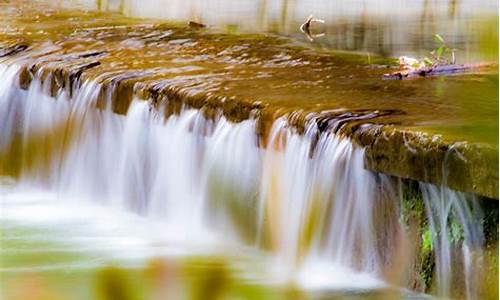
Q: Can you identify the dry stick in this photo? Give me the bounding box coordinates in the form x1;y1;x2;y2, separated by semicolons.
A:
383;63;492;80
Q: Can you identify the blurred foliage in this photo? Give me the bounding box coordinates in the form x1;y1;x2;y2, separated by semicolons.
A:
96;267;141;300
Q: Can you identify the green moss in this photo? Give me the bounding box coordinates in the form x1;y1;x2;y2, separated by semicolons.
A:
481;196;499;246
399;181;426;228
422;228;433;252
420;249;435;292
448;218;464;245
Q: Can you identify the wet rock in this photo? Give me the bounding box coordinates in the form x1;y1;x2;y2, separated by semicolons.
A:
351;125;498;199
18;65;34;90
188;21;206;29
0;44;28;57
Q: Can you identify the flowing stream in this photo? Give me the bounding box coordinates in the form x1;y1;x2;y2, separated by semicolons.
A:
67;0;498;64
0;59;487;299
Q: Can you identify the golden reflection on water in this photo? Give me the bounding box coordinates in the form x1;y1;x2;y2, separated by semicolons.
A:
57;0;499;62
1;1;498;147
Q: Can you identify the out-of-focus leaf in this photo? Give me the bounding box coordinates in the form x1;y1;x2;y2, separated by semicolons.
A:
436;46;444;60
95;267;140;300
434;33;445;44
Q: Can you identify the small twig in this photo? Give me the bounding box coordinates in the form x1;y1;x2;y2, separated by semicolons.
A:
300;15;325;42
383;63;489;80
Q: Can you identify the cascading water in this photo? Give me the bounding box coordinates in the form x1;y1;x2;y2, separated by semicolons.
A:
257;117;396;288
420;184;484;299
0;59;486;298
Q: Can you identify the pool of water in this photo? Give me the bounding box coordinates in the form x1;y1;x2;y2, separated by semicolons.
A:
68;0;498;63
0;187;431;300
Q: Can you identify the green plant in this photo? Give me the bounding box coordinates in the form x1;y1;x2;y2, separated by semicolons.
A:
422;227;434;252
427;34;456;65
398;34;457;70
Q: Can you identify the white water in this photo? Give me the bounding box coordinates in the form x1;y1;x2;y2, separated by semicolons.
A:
0;61;485;297
420;183;484;299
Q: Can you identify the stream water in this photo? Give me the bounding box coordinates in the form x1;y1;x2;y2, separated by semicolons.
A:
0;57;488;299
69;0;498;64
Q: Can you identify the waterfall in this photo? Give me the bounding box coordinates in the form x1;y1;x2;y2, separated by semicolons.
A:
257;117;393;287
420;184;484;298
0;61;486;298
